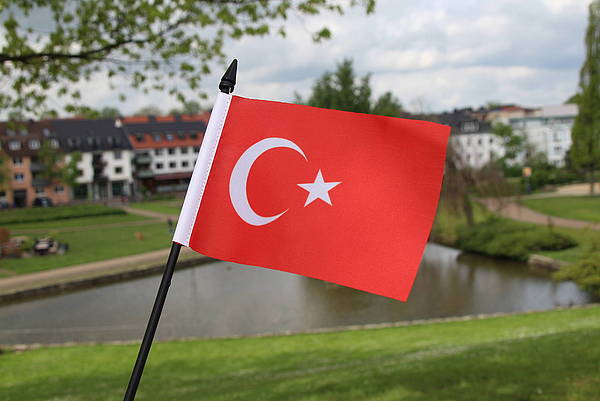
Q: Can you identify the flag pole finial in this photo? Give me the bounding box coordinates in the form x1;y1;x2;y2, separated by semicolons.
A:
219;59;238;94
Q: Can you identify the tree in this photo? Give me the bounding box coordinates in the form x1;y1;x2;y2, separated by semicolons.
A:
492;122;524;162
0;0;375;117
169;101;202;115
571;0;600;195
37;141;81;189
81;106;121;119
296;59;403;117
135;106;162;116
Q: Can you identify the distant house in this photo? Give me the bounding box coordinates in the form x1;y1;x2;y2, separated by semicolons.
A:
121;114;208;194
507;104;578;167
51;118;135;200
435;109;505;168
0;120;70;207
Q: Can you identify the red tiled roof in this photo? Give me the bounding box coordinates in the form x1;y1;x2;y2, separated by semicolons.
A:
128;133;204;149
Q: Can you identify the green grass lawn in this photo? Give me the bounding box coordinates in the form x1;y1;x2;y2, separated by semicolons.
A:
1;306;599;401
7;213;149;232
521;196;600;222
0;222;172;275
0;204;125;225
130;200;183;216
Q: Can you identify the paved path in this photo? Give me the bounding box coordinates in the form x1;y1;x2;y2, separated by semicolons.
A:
479;198;600;230
0;247;199;296
119;206;178;221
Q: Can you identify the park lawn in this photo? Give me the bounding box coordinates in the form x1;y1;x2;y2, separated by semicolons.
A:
130;200;183;216
521;196;600;222
6;213;149;232
0;204;125;225
1;306;600;401
0;222;172;275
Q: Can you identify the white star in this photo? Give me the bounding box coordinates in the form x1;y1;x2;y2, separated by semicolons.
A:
297;170;342;207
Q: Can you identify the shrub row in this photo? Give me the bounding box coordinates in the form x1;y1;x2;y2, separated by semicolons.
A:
0;204;125;225
456;217;577;261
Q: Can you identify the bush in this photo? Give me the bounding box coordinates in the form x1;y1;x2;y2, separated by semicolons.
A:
555;253;600;297
0;204;125;225
456;217;577;261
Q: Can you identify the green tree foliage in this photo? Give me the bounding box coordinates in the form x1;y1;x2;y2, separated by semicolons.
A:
169;101;202;115
492;122;524;162
297;59;403;117
0;0;376;118
81;106;121;119
0;151;10;190
135;106;163;116
555;231;600;297
37;141;81;188
570;0;600;195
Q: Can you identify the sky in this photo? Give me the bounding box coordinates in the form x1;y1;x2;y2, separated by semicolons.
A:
44;0;591;115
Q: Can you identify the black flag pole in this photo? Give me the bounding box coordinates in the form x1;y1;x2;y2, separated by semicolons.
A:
122;59;238;401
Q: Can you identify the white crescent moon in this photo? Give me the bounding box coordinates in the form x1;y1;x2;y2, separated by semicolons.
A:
229;137;307;226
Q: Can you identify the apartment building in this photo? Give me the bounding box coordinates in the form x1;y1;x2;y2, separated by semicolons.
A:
121;114;208;194
436;109;505;168
51;118;135;199
0;120;70;207
508;104;578;167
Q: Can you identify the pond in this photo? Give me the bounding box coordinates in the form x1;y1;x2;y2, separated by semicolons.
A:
0;243;592;345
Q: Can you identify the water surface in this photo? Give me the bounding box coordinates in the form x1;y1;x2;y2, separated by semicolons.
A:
0;243;591;344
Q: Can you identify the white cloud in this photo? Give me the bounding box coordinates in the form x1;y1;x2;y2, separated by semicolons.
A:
45;0;590;115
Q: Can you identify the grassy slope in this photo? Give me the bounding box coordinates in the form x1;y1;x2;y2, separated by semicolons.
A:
521;196;600;223
7;213;148;231
1;222;172;275
1;306;599;401
130;200;183;216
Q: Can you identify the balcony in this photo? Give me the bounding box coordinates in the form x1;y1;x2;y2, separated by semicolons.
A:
136;169;154;179
30;162;45;173
134;154;152;165
32;177;50;187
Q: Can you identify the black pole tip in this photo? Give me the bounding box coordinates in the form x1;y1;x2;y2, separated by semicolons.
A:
219;59;237;94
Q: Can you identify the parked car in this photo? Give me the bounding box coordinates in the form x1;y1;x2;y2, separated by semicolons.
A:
32;197;54;207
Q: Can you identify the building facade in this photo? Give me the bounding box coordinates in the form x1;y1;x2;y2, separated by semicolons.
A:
51;118;135;200
0;121;70;207
508;104;578;167
121;114;208;194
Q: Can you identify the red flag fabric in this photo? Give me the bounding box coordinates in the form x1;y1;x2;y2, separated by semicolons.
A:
174;93;450;301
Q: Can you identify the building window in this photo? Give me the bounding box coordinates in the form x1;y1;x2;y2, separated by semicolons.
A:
20;129;28;136
55;185;64;193
193;146;200;153
166;133;174;141
114;150;122;160
9;141;21;150
77;169;84;177
12;157;23;166
169;161;176;168
86;137;94;147
49;139;59;148
180;146;188;154
190;133;198;139
14;173;24;182
554;146;562;153
182;161;189;168
153;133;161;142
155;163;164;170
29;139;40;150
477;138;482;146
115;166;123;174
43;128;51;137
489;137;493;144
35;187;44;195
461;121;479;133
177;132;185;140
135;134;145;142
168;148;176;155
6;129;15;137
154;148;163;156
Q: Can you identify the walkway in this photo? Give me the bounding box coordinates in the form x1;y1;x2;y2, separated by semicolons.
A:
479;198;600;230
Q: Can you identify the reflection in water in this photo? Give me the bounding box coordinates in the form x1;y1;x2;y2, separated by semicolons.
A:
0;243;592;344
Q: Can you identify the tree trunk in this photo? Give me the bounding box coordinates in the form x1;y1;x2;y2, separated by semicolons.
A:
590;168;596;196
462;194;475;226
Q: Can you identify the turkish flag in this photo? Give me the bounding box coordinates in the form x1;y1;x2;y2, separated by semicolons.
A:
174;93;450;301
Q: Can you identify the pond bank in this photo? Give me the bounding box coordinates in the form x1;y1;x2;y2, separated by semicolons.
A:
0;249;211;304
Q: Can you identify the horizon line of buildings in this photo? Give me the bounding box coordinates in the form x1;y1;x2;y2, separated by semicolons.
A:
0;103;578;207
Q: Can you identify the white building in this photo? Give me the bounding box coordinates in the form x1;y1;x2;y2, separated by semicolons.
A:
52;118;135;199
508;104;578;167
